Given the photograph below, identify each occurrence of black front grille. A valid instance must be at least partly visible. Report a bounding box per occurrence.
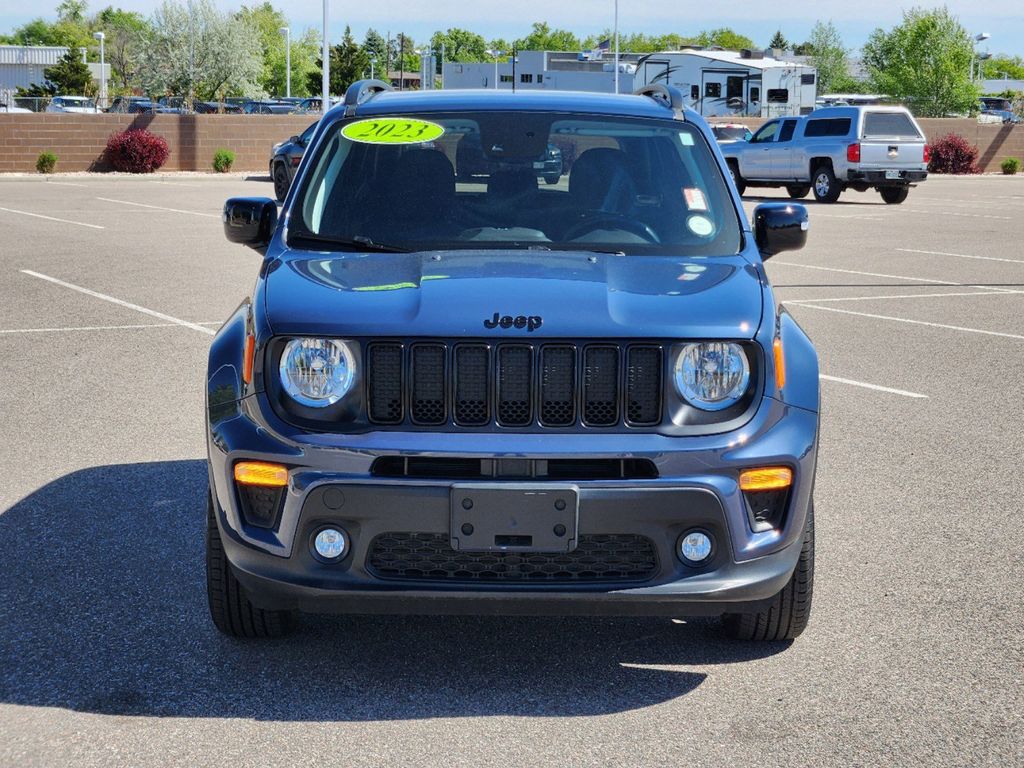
[364,340,665,430]
[371,456,659,480]
[367,533,658,583]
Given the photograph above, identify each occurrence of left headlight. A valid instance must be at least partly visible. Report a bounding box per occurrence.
[279,338,357,407]
[673,342,750,411]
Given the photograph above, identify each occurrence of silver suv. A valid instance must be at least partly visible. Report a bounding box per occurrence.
[722,106,929,204]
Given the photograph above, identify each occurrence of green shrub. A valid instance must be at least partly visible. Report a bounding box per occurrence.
[36,151,57,174]
[1001,157,1021,175]
[212,148,235,173]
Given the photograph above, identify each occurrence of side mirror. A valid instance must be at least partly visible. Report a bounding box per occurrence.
[288,135,301,144]
[753,203,808,259]
[223,197,278,251]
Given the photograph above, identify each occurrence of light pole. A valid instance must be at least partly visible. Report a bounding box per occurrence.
[321,0,329,115]
[971,32,990,81]
[279,26,291,98]
[370,55,376,80]
[486,49,503,89]
[92,31,105,108]
[613,0,619,94]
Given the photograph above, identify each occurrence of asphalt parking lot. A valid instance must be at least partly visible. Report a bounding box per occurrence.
[1,172,1022,767]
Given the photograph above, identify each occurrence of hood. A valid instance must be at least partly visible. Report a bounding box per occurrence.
[264,250,763,340]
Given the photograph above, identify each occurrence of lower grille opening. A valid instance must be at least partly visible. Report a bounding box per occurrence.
[371,457,659,480]
[237,484,285,529]
[743,488,790,532]
[367,533,659,583]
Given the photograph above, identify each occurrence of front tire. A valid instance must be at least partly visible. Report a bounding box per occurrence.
[544,174,560,185]
[880,186,910,205]
[272,162,290,203]
[722,504,814,641]
[206,493,295,638]
[812,165,841,203]
[786,185,811,199]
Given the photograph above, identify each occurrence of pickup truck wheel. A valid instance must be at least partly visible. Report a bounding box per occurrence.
[272,162,290,203]
[879,186,910,205]
[206,493,295,638]
[811,165,841,203]
[786,185,810,199]
[721,503,814,641]
[727,161,746,196]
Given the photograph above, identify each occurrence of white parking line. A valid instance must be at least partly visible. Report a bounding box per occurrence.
[819,374,927,399]
[770,261,1016,293]
[902,209,1012,221]
[43,181,90,188]
[0,322,213,334]
[95,197,219,218]
[896,248,1024,265]
[791,302,1024,341]
[786,289,1024,304]
[0,206,105,230]
[20,270,215,335]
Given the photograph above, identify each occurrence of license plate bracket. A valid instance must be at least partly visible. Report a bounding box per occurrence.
[885,169,901,180]
[450,484,579,553]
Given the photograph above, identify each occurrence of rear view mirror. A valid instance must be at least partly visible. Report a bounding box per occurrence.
[752,203,808,259]
[223,197,278,251]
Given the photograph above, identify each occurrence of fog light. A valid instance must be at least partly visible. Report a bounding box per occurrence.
[313,527,348,560]
[678,530,713,564]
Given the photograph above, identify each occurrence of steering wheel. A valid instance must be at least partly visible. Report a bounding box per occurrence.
[562,212,660,244]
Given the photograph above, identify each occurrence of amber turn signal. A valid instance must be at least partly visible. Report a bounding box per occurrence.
[242,334,255,384]
[739,467,793,491]
[773,337,785,390]
[234,461,288,487]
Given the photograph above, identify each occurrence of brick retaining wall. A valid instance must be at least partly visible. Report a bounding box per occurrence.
[0,113,1021,174]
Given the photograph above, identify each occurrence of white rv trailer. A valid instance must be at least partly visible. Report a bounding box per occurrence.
[634,49,817,118]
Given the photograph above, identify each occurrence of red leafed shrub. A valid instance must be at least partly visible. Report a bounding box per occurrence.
[105,128,170,173]
[927,133,980,175]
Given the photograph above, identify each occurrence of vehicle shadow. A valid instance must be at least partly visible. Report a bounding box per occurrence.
[742,193,884,206]
[0,461,788,721]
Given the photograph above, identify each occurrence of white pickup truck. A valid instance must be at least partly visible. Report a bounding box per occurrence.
[721,106,929,204]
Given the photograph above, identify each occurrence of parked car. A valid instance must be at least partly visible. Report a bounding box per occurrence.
[0,101,32,113]
[293,97,340,113]
[194,100,243,114]
[243,100,296,115]
[107,96,150,113]
[45,96,98,114]
[981,109,1021,124]
[456,131,564,184]
[710,123,753,144]
[269,121,317,202]
[209,82,819,643]
[721,105,928,204]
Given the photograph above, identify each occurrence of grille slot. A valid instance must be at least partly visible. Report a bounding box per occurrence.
[410,344,447,425]
[367,533,658,583]
[454,344,490,425]
[540,345,576,426]
[366,343,403,423]
[497,345,533,426]
[371,456,659,480]
[583,346,620,426]
[626,346,663,425]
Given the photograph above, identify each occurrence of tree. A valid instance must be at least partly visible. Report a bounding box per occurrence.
[807,21,852,93]
[329,25,370,94]
[514,22,580,52]
[792,41,814,56]
[693,28,756,50]
[430,28,488,63]
[236,3,316,96]
[46,49,92,93]
[363,28,387,69]
[863,7,979,117]
[139,0,262,99]
[56,0,88,25]
[768,30,789,51]
[981,55,1024,81]
[94,7,151,91]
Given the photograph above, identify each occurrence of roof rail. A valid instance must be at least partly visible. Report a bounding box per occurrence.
[343,79,393,117]
[633,84,686,119]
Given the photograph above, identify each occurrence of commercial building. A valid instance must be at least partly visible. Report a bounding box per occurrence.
[0,45,109,108]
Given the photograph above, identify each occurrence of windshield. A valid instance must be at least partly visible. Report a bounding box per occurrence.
[290,112,740,256]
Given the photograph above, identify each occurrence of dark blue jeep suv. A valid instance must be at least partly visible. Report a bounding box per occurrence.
[208,81,819,641]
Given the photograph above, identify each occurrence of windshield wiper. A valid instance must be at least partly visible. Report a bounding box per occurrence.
[288,232,410,253]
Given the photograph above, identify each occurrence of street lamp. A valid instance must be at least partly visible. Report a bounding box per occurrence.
[613,0,619,94]
[485,49,503,89]
[971,32,991,81]
[279,26,291,98]
[370,55,376,80]
[92,31,105,109]
[321,0,329,115]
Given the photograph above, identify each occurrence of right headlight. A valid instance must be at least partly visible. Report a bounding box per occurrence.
[279,338,357,407]
[673,342,750,411]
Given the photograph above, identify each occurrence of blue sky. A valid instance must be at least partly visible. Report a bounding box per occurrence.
[2,0,1021,57]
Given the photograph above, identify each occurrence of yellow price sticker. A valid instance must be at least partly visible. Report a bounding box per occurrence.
[341,118,445,145]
